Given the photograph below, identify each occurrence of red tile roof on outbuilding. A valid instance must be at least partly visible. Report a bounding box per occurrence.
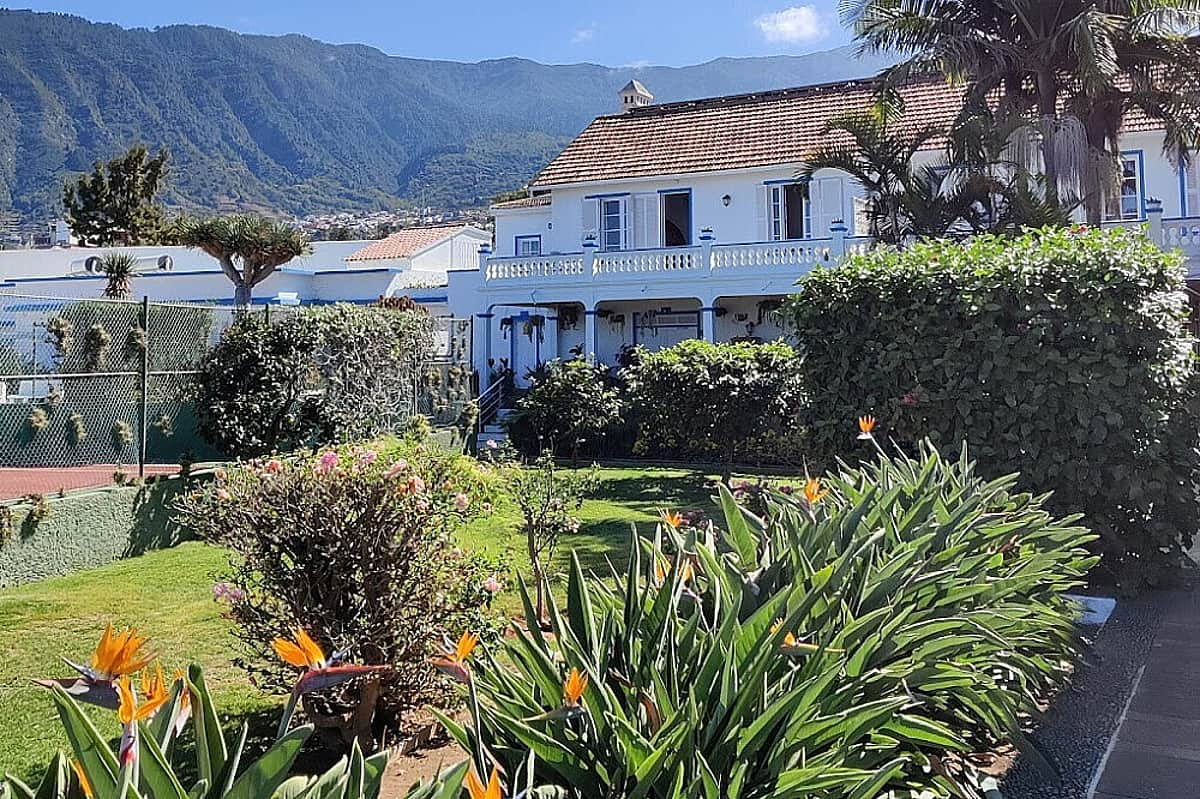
[532,77,1163,188]
[344,225,468,262]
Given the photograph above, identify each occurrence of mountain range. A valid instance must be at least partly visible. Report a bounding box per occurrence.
[0,9,896,218]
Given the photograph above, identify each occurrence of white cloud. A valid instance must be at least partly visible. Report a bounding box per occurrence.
[571,24,597,45]
[755,6,827,44]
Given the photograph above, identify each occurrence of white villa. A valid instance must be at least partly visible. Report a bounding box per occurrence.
[448,78,1200,390]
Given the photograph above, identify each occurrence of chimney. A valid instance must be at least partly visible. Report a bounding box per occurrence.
[618,80,653,113]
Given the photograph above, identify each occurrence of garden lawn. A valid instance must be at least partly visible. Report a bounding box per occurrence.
[0,465,788,781]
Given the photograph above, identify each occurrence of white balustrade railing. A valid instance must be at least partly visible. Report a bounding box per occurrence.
[593,247,700,275]
[484,254,586,282]
[1161,218,1200,253]
[710,239,833,269]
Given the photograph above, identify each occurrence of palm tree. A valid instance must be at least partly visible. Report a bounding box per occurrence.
[177,215,311,307]
[799,107,948,244]
[98,252,138,299]
[842,0,1200,223]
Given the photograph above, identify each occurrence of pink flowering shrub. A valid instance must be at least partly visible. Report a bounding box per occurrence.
[177,438,503,749]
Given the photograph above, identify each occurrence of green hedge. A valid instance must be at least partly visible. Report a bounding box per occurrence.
[0,477,198,587]
[785,227,1200,589]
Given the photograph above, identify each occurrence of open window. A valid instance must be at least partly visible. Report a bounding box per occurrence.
[662,191,691,247]
[1107,153,1144,221]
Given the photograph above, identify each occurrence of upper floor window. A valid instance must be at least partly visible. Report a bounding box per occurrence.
[1184,160,1200,218]
[1108,153,1144,221]
[662,191,691,247]
[515,235,541,256]
[601,198,628,251]
[761,178,843,241]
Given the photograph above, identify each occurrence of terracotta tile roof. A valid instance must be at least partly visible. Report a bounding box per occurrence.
[344,225,467,262]
[532,77,1163,188]
[491,195,552,210]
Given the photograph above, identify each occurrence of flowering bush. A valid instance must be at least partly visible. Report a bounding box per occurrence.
[176,438,502,750]
[432,440,1095,798]
[785,227,1200,589]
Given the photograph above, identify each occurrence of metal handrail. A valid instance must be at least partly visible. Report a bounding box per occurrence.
[474,378,507,443]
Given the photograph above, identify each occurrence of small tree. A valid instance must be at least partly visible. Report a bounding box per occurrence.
[623,340,803,479]
[493,450,597,626]
[505,358,623,461]
[98,252,138,299]
[178,214,311,306]
[62,145,170,246]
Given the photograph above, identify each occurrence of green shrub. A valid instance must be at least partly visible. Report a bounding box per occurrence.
[622,339,803,474]
[505,358,623,460]
[784,227,1200,589]
[194,304,434,457]
[436,442,1095,798]
[176,439,502,750]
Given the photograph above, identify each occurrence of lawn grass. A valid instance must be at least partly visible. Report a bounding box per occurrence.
[0,465,776,781]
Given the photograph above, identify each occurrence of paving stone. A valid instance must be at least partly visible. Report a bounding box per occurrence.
[1094,746,1200,798]
[1117,713,1200,752]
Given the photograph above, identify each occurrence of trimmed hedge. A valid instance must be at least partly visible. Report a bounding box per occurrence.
[622,339,804,473]
[0,477,197,587]
[785,227,1200,589]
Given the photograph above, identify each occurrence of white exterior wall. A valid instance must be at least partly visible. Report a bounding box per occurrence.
[494,210,552,257]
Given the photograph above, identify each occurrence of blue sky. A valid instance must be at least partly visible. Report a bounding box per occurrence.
[16,1,855,66]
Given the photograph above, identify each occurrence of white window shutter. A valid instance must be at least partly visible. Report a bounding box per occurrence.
[1187,162,1200,217]
[813,177,844,237]
[633,193,660,249]
[757,185,770,241]
[581,198,600,243]
[621,198,632,250]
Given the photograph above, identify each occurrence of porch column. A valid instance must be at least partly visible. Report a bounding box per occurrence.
[475,312,494,390]
[699,305,717,343]
[1146,197,1164,246]
[584,305,600,364]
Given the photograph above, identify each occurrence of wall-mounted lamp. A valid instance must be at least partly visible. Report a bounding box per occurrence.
[721,194,732,207]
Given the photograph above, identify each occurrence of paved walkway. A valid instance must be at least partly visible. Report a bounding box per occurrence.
[1091,590,1200,799]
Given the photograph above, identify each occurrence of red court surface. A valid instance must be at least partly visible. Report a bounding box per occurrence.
[0,464,180,500]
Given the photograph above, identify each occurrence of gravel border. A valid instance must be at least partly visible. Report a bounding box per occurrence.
[1000,593,1165,799]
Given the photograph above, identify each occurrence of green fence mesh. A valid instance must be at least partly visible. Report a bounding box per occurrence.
[0,293,241,470]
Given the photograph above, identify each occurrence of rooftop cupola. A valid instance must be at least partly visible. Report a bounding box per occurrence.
[619,80,653,113]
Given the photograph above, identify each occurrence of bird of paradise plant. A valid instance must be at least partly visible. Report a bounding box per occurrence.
[857,415,877,440]
[465,767,504,799]
[431,631,479,684]
[272,627,391,738]
[36,624,153,709]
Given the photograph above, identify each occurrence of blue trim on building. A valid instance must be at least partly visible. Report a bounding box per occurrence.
[762,178,802,186]
[1182,163,1191,218]
[514,235,542,256]
[584,191,632,200]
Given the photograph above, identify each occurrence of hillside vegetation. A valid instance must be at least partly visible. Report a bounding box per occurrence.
[0,10,894,217]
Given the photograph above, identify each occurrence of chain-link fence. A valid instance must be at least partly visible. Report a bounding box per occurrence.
[0,293,245,473]
[0,295,476,482]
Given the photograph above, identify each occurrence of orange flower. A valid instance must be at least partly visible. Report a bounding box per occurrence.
[116,673,168,725]
[654,558,695,586]
[659,509,684,529]
[140,662,169,707]
[272,628,328,671]
[91,624,153,680]
[563,667,588,707]
[432,631,479,683]
[803,478,828,504]
[857,415,876,440]
[769,618,783,635]
[465,766,504,799]
[70,760,93,799]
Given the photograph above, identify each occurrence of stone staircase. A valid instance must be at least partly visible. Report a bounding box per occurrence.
[476,408,513,450]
